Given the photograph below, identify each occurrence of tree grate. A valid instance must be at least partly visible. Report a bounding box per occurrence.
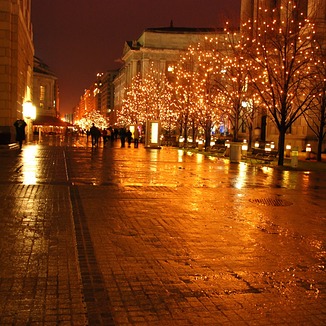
[249,198,293,207]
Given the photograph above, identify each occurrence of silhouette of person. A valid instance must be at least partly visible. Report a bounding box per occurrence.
[13,119,27,149]
[133,127,139,148]
[114,128,119,140]
[126,129,132,147]
[109,127,114,146]
[90,123,100,147]
[120,128,126,148]
[102,128,108,146]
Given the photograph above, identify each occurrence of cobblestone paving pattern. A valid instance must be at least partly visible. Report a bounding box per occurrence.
[0,148,86,325]
[0,142,325,325]
[65,145,326,325]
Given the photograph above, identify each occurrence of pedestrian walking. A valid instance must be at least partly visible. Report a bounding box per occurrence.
[120,128,126,148]
[114,128,119,140]
[90,123,100,147]
[102,128,108,146]
[134,127,139,148]
[126,129,132,147]
[109,127,115,146]
[13,119,27,149]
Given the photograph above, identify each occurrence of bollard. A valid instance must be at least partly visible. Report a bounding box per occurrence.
[285,144,291,157]
[305,144,311,160]
[242,140,248,158]
[230,142,242,163]
[291,147,299,168]
[198,140,204,151]
[178,136,184,148]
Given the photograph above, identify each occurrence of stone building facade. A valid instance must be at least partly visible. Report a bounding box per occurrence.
[241,0,325,32]
[33,56,59,119]
[0,0,34,144]
[113,27,227,125]
[98,70,118,122]
[74,70,118,125]
[74,87,97,122]
[113,14,326,152]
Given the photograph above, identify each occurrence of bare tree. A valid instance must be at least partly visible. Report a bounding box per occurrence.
[172,46,201,144]
[120,73,145,126]
[241,93,262,148]
[209,30,252,142]
[120,68,173,130]
[195,40,223,149]
[244,1,318,165]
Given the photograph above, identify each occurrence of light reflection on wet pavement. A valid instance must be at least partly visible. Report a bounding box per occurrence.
[0,136,325,325]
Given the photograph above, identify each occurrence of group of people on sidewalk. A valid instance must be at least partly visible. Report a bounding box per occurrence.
[12,119,141,150]
[89,124,140,148]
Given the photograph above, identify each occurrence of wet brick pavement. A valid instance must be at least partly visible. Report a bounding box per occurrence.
[0,135,325,325]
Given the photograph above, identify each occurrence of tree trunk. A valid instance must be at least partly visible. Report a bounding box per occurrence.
[191,120,197,143]
[204,120,212,151]
[248,125,253,149]
[317,107,326,162]
[233,106,240,142]
[277,129,286,166]
[233,118,239,142]
[179,119,183,138]
[317,137,323,162]
[183,113,189,144]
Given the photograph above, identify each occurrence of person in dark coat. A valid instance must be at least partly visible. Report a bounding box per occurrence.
[120,128,126,148]
[109,127,115,146]
[102,128,108,146]
[126,129,132,147]
[90,123,100,147]
[13,119,27,149]
[133,127,139,148]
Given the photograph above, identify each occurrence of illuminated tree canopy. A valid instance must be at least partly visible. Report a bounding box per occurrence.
[172,45,202,143]
[120,68,175,131]
[243,1,319,165]
[112,0,325,165]
[75,110,109,131]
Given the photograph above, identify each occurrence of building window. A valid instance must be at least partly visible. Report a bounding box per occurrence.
[40,85,45,101]
[39,85,45,109]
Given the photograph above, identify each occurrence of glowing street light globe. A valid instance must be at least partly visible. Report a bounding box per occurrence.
[23,101,36,120]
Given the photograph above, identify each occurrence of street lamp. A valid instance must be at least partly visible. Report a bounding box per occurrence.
[265,143,271,152]
[305,144,311,160]
[242,139,248,157]
[23,101,36,143]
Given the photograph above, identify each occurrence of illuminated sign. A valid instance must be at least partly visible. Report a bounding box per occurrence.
[145,120,161,149]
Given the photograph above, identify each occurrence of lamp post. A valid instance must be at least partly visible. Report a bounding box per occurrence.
[242,139,248,157]
[305,144,311,160]
[23,101,36,143]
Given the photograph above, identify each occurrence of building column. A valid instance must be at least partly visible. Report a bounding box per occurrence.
[240,0,254,26]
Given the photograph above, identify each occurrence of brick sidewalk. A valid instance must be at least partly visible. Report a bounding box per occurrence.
[0,147,86,325]
[0,141,325,325]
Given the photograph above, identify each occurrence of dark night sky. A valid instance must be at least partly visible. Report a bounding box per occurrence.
[31,0,241,115]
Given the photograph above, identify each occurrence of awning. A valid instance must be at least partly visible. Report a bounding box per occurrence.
[33,115,72,127]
